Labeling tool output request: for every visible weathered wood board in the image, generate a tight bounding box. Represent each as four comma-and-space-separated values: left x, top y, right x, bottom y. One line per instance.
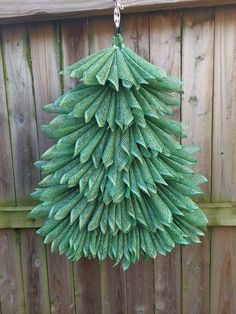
210, 7, 236, 314
149, 10, 182, 314
1, 0, 236, 23
181, 8, 214, 314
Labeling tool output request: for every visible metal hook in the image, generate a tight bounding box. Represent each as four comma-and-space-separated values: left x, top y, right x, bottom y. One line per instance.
113, 0, 124, 30
114, 0, 124, 9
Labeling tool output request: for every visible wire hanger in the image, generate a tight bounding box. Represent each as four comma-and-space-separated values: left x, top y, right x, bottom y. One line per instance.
114, 0, 124, 33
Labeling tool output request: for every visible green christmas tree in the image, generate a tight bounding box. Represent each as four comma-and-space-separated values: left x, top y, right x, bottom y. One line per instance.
30, 33, 208, 270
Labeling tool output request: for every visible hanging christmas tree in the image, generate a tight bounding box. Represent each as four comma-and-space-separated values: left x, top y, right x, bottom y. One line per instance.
30, 16, 208, 270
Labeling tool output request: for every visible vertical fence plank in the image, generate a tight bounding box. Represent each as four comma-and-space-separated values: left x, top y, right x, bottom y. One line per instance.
122, 14, 138, 52
126, 259, 154, 314
13, 22, 53, 314
61, 16, 103, 314
182, 9, 214, 200
29, 21, 62, 314
154, 248, 181, 314
0, 36, 15, 206
211, 7, 236, 314
0, 27, 24, 314
61, 17, 101, 314
87, 15, 113, 53
46, 18, 91, 314
46, 251, 75, 314
73, 260, 101, 314
93, 16, 128, 314
100, 261, 127, 314
150, 11, 182, 314
0, 230, 25, 314
29, 21, 76, 314
1, 24, 39, 206
123, 14, 155, 314
0, 26, 23, 314
96, 7, 127, 296
150, 11, 181, 126
61, 18, 88, 91
210, 227, 236, 314
212, 8, 236, 202
2, 23, 52, 314
82, 15, 155, 314
20, 229, 50, 314
29, 21, 61, 154
182, 237, 211, 314
181, 8, 214, 314
1, 24, 41, 314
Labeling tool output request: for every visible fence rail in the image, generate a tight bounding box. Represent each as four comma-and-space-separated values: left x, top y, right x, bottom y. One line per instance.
1, 203, 236, 228
1, 0, 236, 23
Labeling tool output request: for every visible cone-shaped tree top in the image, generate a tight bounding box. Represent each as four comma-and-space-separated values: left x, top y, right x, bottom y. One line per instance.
61, 34, 181, 92
30, 33, 208, 270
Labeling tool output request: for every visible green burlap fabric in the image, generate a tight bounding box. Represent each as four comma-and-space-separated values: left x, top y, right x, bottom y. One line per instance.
30, 34, 208, 270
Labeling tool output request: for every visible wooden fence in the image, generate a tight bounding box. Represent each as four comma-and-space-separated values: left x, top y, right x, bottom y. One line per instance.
0, 2, 236, 313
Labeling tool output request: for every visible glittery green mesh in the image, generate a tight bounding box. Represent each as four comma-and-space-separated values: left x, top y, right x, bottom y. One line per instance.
30, 33, 208, 270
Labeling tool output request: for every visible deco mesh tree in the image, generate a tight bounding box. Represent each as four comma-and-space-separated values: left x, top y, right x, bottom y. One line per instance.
30, 33, 208, 270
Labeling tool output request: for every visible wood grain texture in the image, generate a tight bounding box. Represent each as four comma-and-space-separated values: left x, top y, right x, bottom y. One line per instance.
61, 18, 88, 91
61, 16, 102, 314
0, 31, 25, 312
210, 7, 236, 314
212, 7, 236, 203
0, 0, 236, 23
154, 248, 181, 314
46, 250, 75, 314
87, 15, 113, 53
3, 23, 53, 314
149, 11, 182, 314
0, 207, 44, 228
0, 230, 25, 314
182, 233, 211, 314
0, 36, 15, 206
29, 21, 61, 154
181, 8, 214, 200
100, 260, 127, 314
121, 14, 138, 52
181, 8, 214, 314
20, 229, 50, 314
149, 11, 181, 88
149, 10, 181, 123
73, 259, 102, 314
29, 21, 76, 314
123, 14, 155, 314
1, 24, 39, 205
210, 227, 236, 314
126, 259, 155, 314
41, 19, 79, 314
0, 23, 49, 314
204, 203, 236, 226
